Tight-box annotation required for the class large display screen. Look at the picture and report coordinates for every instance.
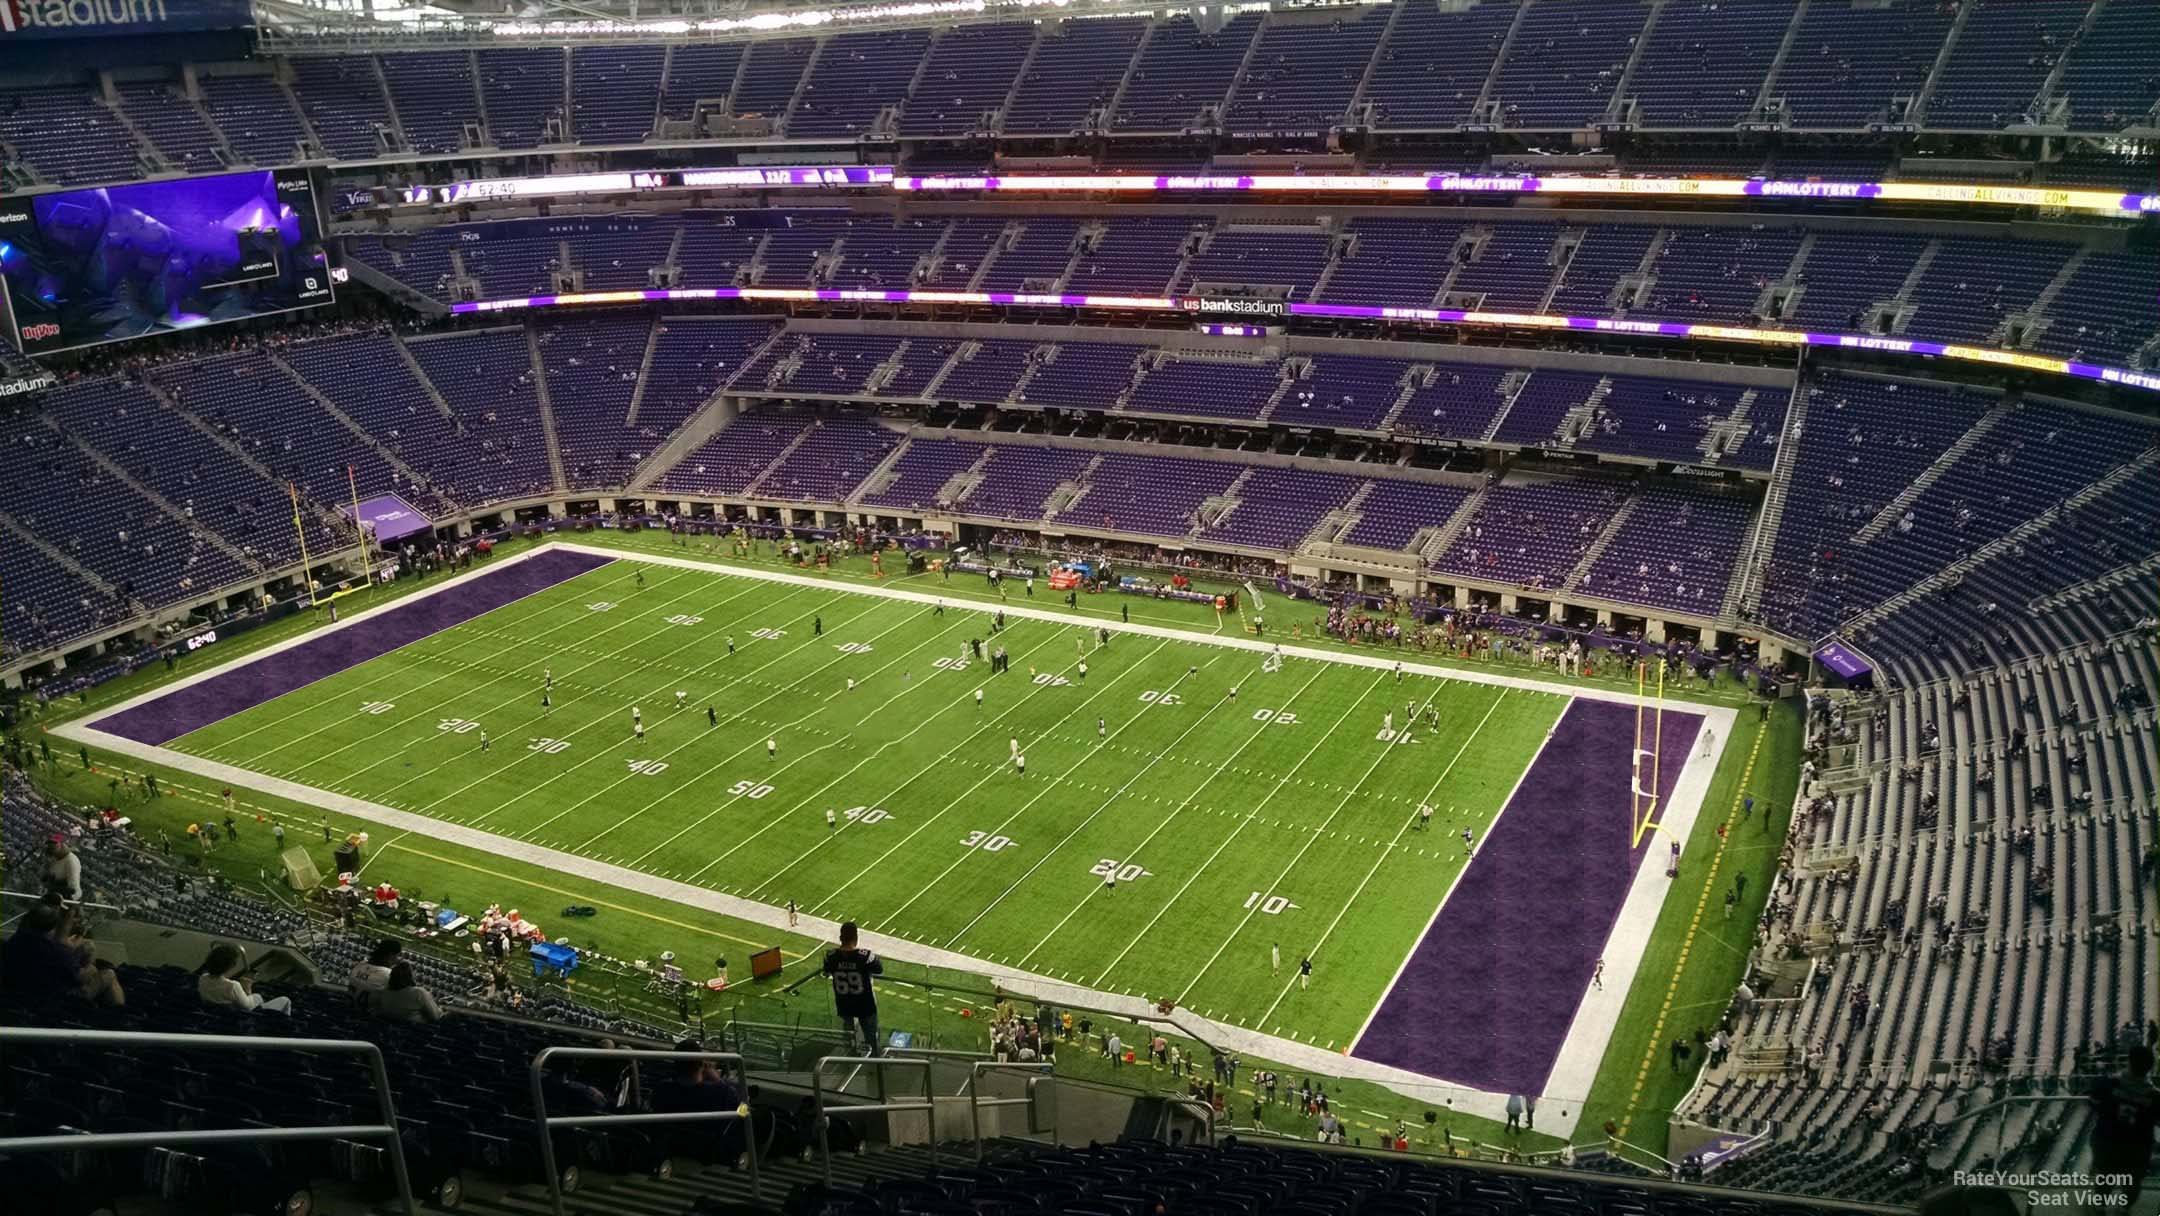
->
[0,169,334,354]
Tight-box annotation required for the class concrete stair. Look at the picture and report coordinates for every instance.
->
[1852,398,2012,543]
[524,326,570,493]
[1562,493,1639,592]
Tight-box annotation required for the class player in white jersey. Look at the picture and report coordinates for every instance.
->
[1383,712,1394,736]
[975,688,984,709]
[675,690,687,708]
[767,737,777,759]
[1014,753,1026,775]
[1009,736,1019,758]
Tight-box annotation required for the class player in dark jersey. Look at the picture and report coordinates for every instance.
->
[823,921,884,1056]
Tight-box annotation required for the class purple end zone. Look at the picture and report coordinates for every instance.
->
[1351,697,1702,1094]
[92,549,614,746]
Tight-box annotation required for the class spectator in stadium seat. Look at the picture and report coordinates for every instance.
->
[2,901,123,1008]
[651,1041,748,1166]
[367,961,443,1024]
[196,942,290,1014]
[348,938,401,999]
[42,836,81,903]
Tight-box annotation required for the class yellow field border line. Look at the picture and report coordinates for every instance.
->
[1617,719,1765,1138]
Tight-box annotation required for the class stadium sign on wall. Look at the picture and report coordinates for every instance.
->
[0,0,251,38]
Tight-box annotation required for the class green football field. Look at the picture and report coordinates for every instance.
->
[165,554,1567,1049]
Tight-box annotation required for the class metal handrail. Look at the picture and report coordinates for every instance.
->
[0,1027,416,1215]
[811,1054,937,1185]
[965,1060,1053,1161]
[527,1045,759,1216]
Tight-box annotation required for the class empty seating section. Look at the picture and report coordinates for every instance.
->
[1776,1,1956,128]
[1549,225,1659,316]
[278,332,469,511]
[2029,252,2160,366]
[730,38,815,123]
[478,48,566,147]
[749,413,899,502]
[286,56,394,159]
[924,219,1008,289]
[1281,355,1413,433]
[0,87,145,185]
[1363,2,1517,130]
[0,409,246,608]
[1491,370,1606,448]
[197,73,310,165]
[1203,466,1359,550]
[338,215,2160,364]
[400,330,557,502]
[570,46,663,144]
[1926,0,2090,128]
[898,23,1036,137]
[651,411,811,496]
[658,43,744,124]
[1001,17,1148,135]
[1069,218,1198,296]
[964,445,1095,520]
[879,339,961,399]
[535,314,650,488]
[1786,233,1929,332]
[976,219,1079,292]
[1394,363,1515,442]
[753,220,843,289]
[1488,0,1646,128]
[1449,223,1561,311]
[1016,343,1146,411]
[828,218,944,290]
[1627,0,1796,127]
[1174,227,1333,301]
[1435,479,1624,589]
[1225,11,1387,132]
[146,351,405,513]
[861,436,981,511]
[2054,0,2160,130]
[1056,453,1242,537]
[1725,387,1793,473]
[1113,13,1261,130]
[674,221,763,289]
[379,52,478,154]
[114,81,224,174]
[790,29,931,138]
[1640,228,1804,324]
[1321,218,1463,308]
[461,229,563,301]
[1581,487,1753,614]
[1,531,126,654]
[935,339,1039,405]
[771,333,909,396]
[1126,356,1283,422]
[1842,400,2157,611]
[1338,479,1472,550]
[634,318,780,441]
[1906,238,2075,344]
[567,220,675,291]
[16,1,2160,189]
[1575,377,1755,466]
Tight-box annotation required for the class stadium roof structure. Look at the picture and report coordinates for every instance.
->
[255,0,1178,49]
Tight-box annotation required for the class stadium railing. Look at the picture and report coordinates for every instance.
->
[811,1054,939,1185]
[527,1044,761,1216]
[0,1025,419,1215]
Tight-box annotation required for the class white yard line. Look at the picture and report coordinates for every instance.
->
[1091,668,1389,987]
[543,542,1723,718]
[681,625,1074,883]
[1254,687,1512,1028]
[1173,676,1456,1002]
[1011,661,1332,967]
[370,577,799,803]
[192,550,645,752]
[604,608,978,862]
[877,655,1216,928]
[942,651,1285,948]
[451,582,849,827]
[53,541,1737,1136]
[207,565,652,755]
[815,639,1173,912]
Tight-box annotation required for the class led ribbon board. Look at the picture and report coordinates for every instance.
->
[893,173,2160,217]
[447,287,2160,394]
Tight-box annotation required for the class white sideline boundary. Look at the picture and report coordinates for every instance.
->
[53,540,1739,1136]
